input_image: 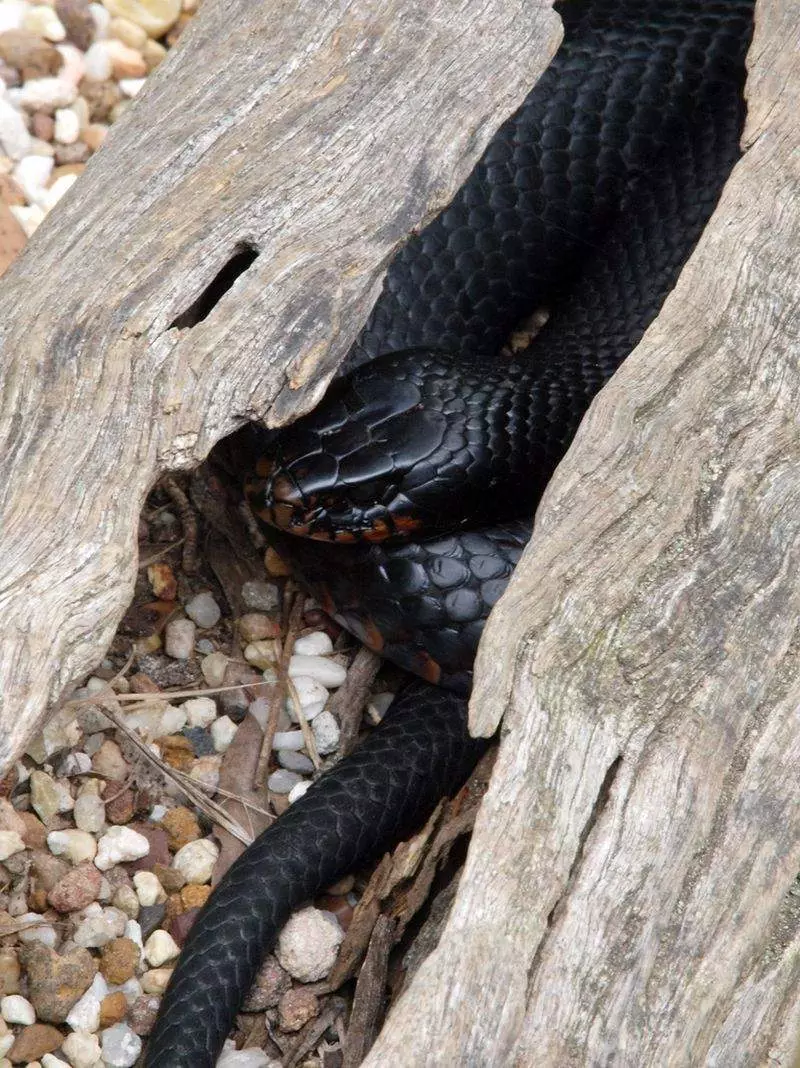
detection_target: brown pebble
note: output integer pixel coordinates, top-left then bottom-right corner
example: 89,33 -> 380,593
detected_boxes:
238,612 -> 281,643
127,825 -> 170,872
100,936 -> 140,984
31,111 -> 54,141
0,62 -> 19,87
0,175 -> 25,208
0,29 -> 62,80
105,787 -> 135,825
49,162 -> 86,184
55,0 -> 95,51
278,986 -> 319,1032
82,122 -> 107,151
156,734 -> 194,771
148,562 -> 177,601
314,893 -> 354,933
78,77 -> 121,122
128,671 -> 161,694
152,863 -> 185,894
91,738 -> 128,781
54,141 -> 90,165
128,993 -> 160,1036
242,954 -> 290,1011
29,850 -> 70,893
0,202 -> 25,279
168,905 -> 200,946
8,1021 -> 64,1063
160,806 -> 200,852
19,942 -> 97,1024
180,883 -> 211,910
99,989 -> 128,1027
164,891 -> 184,927
27,886 -> 48,912
264,546 -> 292,577
0,947 -> 20,995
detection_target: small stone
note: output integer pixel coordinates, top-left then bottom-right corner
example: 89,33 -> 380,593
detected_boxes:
160,808 -> 199,854
108,14 -> 146,47
55,751 -> 92,778
47,861 -> 102,913
72,794 -> 105,834
23,6 -> 66,43
293,631 -> 334,657
18,943 -> 97,1023
95,827 -> 149,871
241,954 -> 290,1012
99,1021 -> 140,1068
132,872 -> 164,907
55,0 -> 95,50
188,755 -> 220,790
53,106 -> 79,144
104,787 -> 135,826
0,951 -> 20,997
90,739 -> 128,781
142,929 -> 178,967
81,39 -> 111,80
61,1029 -> 101,1068
0,98 -> 30,161
0,833 -> 24,862
78,75 -> 120,121
9,202 -> 45,237
272,730 -> 305,752
30,110 -> 54,142
127,993 -> 158,1036
216,1042 -> 280,1068
177,883 -> 209,910
1,994 -> 34,1024
263,545 -> 292,577
127,826 -> 169,872
182,696 -> 216,728
53,139 -> 88,164
199,651 -> 227,688
98,938 -> 139,985
277,986 -> 319,1032
81,121 -> 106,150
237,614 -> 279,643
287,781 -> 310,805
276,907 -> 343,982
72,904 -> 128,948
55,41 -> 86,89
152,864 -> 183,894
8,1022 -> 63,1063
172,838 -> 217,884
0,29 -> 62,80
289,655 -> 346,689
65,972 -> 107,1032
30,771 -> 72,823
100,0 -> 180,37
210,716 -> 237,753
164,618 -> 195,660
267,769 -> 301,795
241,579 -> 280,613
98,991 -> 127,1028
156,734 -> 193,772
110,885 -> 139,920
184,592 -> 221,629
181,727 -> 214,757
286,675 -> 328,722
140,967 -> 172,995
277,750 -> 314,774
42,1056 -> 72,1068
18,76 -> 76,111
15,914 -> 57,949
104,36 -> 145,77
243,640 -> 279,671
47,829 -> 96,865
311,710 -> 340,756
140,36 -> 164,70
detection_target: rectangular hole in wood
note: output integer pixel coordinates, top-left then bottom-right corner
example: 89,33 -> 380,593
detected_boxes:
170,243 -> 259,329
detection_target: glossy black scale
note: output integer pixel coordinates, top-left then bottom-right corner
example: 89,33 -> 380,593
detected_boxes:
146,3 -> 754,1065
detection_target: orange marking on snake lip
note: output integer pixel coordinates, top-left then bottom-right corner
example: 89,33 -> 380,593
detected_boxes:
270,473 -> 301,504
392,515 -> 423,534
416,652 -> 442,685
270,502 -> 297,529
255,457 -> 274,478
362,619 -> 385,652
363,520 -> 390,542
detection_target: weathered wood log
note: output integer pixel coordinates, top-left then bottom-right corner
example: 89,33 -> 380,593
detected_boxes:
0,0 -> 559,766
363,1 -> 800,1064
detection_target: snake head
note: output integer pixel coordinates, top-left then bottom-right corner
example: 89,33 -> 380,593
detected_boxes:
245,352 -> 456,543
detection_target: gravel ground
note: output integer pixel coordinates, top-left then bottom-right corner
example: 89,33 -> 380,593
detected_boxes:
0,4 -> 406,1065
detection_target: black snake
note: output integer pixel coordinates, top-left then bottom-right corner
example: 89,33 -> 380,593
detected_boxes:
145,2 -> 753,1063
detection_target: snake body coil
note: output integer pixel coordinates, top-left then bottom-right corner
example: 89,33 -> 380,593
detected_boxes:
146,3 -> 753,1064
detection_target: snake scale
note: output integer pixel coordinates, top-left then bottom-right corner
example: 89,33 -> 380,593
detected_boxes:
145,2 -> 754,1064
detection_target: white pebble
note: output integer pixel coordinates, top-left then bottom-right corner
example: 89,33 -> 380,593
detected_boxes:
159,703 -> 187,735
0,1032 -> 13,1058
241,580 -> 279,612
47,829 -> 97,864
185,592 -> 221,629
189,755 -> 220,790
201,651 -> 228,687
95,826 -> 150,870
54,108 -> 80,145
65,972 -> 108,1033
216,1040 -> 279,1068
289,655 -> 346,689
9,203 -> 45,237
247,697 -> 269,730
210,715 -> 237,753
165,618 -> 196,660
287,781 -> 311,805
61,1029 -> 101,1068
17,77 -> 77,112
1,994 -> 35,1024
272,730 -> 305,752
293,631 -> 334,657
132,871 -> 164,907
267,769 -> 301,794
276,906 -> 344,982
124,919 -> 143,949
73,793 -> 105,834
55,44 -> 86,90
277,750 -> 314,774
140,967 -> 173,995
42,1055 -> 72,1068
12,154 -> 54,204
0,99 -> 30,161
143,929 -> 179,967
23,4 -> 66,41
100,1022 -> 142,1068
89,2 -> 110,39
311,711 -> 340,756
73,905 -> 128,948
286,675 -> 328,721
57,751 -> 92,777
118,76 -> 145,97
110,976 -> 142,1004
244,640 -> 278,670
15,913 -> 57,947
0,832 -> 25,862
183,696 -> 217,728
172,838 -> 218,884
0,1 -> 25,33
82,41 -> 113,82
367,691 -> 395,722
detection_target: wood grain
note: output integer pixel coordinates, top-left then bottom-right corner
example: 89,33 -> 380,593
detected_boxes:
363,0 -> 800,1063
